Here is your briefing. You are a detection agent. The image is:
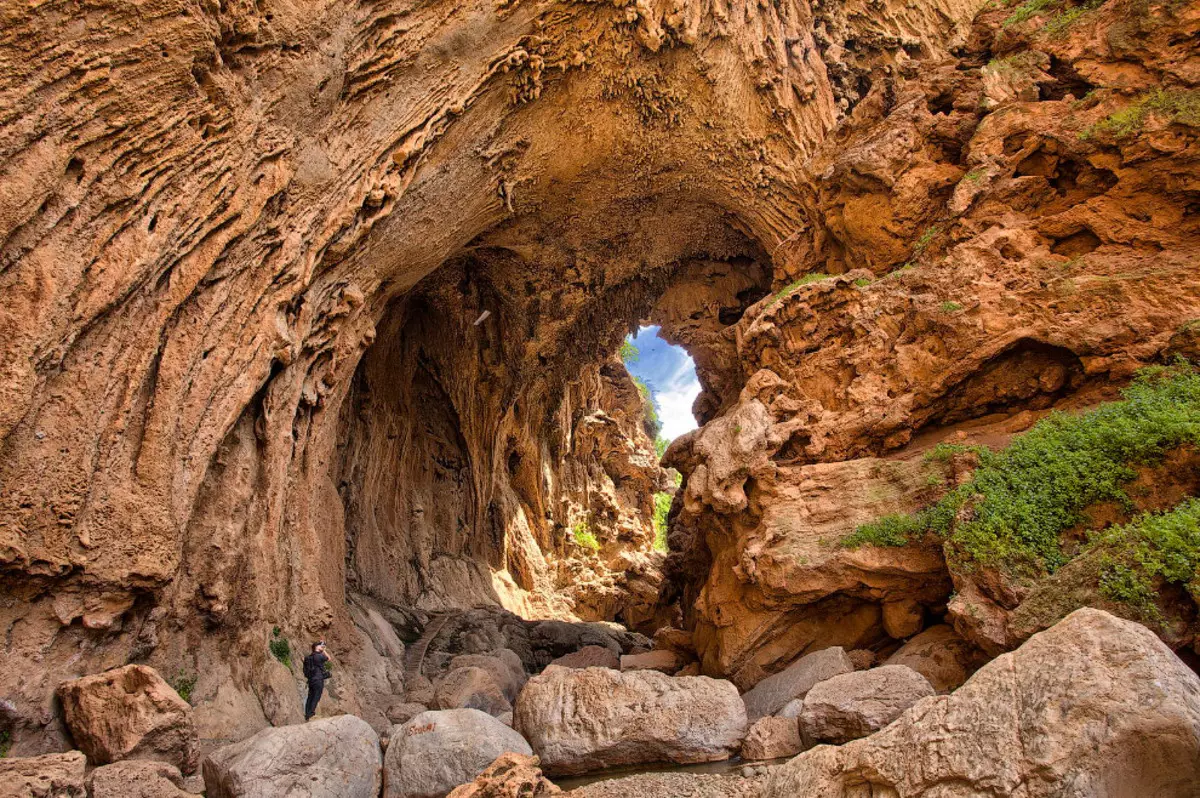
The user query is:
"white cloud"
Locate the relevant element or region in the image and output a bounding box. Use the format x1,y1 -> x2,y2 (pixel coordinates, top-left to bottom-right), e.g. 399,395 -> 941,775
654,352 -> 701,441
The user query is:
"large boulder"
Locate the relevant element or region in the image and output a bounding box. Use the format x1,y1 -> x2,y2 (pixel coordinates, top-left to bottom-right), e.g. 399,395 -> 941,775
740,647 -> 855,722
885,623 -> 984,693
799,664 -> 935,745
57,665 -> 198,773
202,714 -> 381,798
766,609 -> 1200,797
446,753 -> 561,798
740,716 -> 802,761
434,667 -> 512,717
447,651 -> 526,702
87,760 -> 198,798
385,709 -> 533,798
0,752 -> 86,798
514,666 -> 746,775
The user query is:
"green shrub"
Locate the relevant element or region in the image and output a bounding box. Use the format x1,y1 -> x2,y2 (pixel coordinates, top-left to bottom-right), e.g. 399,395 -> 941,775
171,672 -> 197,704
655,436 -> 670,458
1080,89 -> 1200,140
843,364 -> 1200,574
653,492 -> 672,552
1093,498 -> 1200,619
764,273 -> 833,308
632,376 -> 662,437
1003,0 -> 1053,27
269,627 -> 292,669
573,521 -> 600,552
620,340 -> 639,364
938,301 -> 963,313
853,277 -> 873,287
0,729 -> 10,758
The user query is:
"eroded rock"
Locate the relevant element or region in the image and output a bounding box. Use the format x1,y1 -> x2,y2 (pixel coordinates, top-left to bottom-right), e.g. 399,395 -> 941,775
740,647 -> 855,722
87,760 -> 198,798
740,717 -> 802,761
515,666 -> 746,775
0,751 -> 86,798
434,667 -> 511,717
446,753 -> 561,798
767,609 -> 1200,797
57,666 -> 197,773
885,624 -> 984,693
799,664 -> 935,745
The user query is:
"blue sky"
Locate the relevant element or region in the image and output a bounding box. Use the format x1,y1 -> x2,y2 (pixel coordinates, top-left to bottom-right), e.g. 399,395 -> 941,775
624,326 -> 700,441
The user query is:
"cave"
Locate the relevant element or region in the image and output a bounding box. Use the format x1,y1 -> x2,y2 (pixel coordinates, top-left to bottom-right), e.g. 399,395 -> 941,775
3,0 -> 1200,790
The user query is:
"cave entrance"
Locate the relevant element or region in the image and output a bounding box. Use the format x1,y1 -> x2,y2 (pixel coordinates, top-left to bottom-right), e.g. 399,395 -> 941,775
620,325 -> 701,450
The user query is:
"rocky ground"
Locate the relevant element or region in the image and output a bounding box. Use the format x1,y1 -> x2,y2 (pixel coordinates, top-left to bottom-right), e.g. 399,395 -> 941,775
564,772 -> 767,798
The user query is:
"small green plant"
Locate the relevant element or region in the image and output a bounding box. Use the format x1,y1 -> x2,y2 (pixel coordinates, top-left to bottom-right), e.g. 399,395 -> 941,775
652,492 -> 672,552
925,473 -> 947,487
1003,0 -> 1053,27
0,729 -> 11,758
853,277 -> 873,287
914,225 -> 942,251
1080,89 -> 1200,140
632,376 -> 662,437
619,340 -> 639,364
655,436 -> 670,459
269,627 -> 292,668
962,167 -> 986,182
171,671 -> 197,704
764,273 -> 833,308
842,513 -> 925,548
938,301 -> 963,313
923,442 -> 987,463
573,521 -> 600,552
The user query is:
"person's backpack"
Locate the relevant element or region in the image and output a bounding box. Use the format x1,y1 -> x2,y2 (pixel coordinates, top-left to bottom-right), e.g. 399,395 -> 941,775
303,653 -> 318,680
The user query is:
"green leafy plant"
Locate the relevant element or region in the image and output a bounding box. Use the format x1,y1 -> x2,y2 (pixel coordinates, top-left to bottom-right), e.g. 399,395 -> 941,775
938,301 -> 963,313
632,376 -> 662,437
0,729 -> 11,758
573,521 -> 600,552
655,436 -> 670,459
171,671 -> 197,704
619,340 -> 639,364
764,273 -> 832,308
1080,89 -> 1200,140
843,364 -> 1200,575
653,492 -> 672,552
269,627 -> 292,669
853,277 -> 873,287
1043,0 -> 1106,36
1003,0 -> 1053,27
962,168 -> 987,182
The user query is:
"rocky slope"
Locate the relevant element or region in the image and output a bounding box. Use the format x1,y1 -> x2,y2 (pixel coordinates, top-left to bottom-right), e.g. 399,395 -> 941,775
1,0 -> 1198,765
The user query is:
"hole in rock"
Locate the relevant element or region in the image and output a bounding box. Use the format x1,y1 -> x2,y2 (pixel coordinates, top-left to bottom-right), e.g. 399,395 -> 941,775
621,325 -> 701,444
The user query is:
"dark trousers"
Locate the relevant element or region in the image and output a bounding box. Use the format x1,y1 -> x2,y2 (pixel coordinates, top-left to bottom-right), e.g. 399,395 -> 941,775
304,679 -> 324,719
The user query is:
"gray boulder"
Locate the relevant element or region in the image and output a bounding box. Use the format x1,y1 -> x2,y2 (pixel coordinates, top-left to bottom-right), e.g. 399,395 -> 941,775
515,666 -> 746,776
799,664 -> 936,745
384,709 -> 532,798
202,715 -> 381,798
447,650 -> 526,701
740,647 -> 855,721
88,760 -> 198,798
434,667 -> 512,717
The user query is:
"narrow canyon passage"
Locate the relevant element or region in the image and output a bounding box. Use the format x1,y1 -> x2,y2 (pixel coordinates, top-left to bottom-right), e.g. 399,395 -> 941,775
2,0 -> 1200,794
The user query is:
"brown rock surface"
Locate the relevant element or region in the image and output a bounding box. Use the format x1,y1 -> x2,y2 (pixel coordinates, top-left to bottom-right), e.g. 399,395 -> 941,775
766,608 -> 1200,797
57,665 -> 198,773
619,651 -> 687,674
87,760 -> 199,798
740,647 -> 855,722
798,664 -> 936,745
885,624 -> 985,693
446,754 -> 561,798
434,667 -> 512,718
515,667 -> 747,776
547,647 -> 619,671
740,717 -> 802,761
0,752 -> 86,798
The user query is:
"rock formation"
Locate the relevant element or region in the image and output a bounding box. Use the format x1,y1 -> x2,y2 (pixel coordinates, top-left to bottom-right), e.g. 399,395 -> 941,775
1,0 -> 1198,781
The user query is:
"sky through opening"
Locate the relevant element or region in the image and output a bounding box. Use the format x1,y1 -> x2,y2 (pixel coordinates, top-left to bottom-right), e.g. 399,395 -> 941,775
623,326 -> 700,442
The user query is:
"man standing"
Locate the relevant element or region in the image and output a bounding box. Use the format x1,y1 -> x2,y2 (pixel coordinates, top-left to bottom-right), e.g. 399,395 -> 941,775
302,641 -> 331,720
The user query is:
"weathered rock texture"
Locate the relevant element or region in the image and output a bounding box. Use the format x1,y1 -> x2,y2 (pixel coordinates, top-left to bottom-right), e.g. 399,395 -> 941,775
446,754 -> 561,798
766,609 -> 1200,797
0,752 -> 86,798
202,715 -> 381,798
798,664 -> 935,745
740,646 -> 854,722
514,666 -> 747,776
57,665 -> 198,773
87,760 -> 199,798
385,709 -> 532,798
1,0 -> 1197,761
740,716 -> 802,761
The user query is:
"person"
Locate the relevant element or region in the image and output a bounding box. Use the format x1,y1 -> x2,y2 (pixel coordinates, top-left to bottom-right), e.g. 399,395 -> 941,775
302,641 -> 331,720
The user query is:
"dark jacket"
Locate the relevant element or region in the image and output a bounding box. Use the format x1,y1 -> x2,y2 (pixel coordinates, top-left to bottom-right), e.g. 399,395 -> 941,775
303,651 -> 330,683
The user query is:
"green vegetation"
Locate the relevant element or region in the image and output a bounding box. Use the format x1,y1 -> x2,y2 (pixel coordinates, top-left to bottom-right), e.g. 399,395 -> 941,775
842,364 -> 1200,578
962,168 -> 986,182
171,671 -> 197,704
1003,0 -> 1053,27
269,627 -> 292,669
938,301 -> 963,313
1093,498 -> 1200,620
655,436 -> 670,459
620,340 -> 640,364
573,520 -> 600,552
853,277 -> 873,287
653,492 -> 672,552
1043,0 -> 1106,36
0,729 -> 10,758
1080,89 -> 1200,140
764,273 -> 833,309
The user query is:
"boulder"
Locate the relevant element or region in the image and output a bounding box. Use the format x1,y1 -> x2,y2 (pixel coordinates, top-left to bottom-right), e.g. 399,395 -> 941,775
0,751 -> 86,798
446,753 -> 561,798
619,650 -> 686,673
434,667 -> 512,717
514,666 -> 746,775
88,760 -> 198,798
885,623 -> 983,692
799,664 -> 934,745
448,651 -> 526,701
57,665 -> 198,773
881,598 -> 924,639
651,628 -> 695,656
386,701 -> 429,725
547,646 -> 619,670
766,609 -> 1200,797
202,714 -> 381,798
385,709 -> 532,798
777,698 -> 804,719
741,717 -> 802,761
846,649 -> 875,670
740,647 -> 855,722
